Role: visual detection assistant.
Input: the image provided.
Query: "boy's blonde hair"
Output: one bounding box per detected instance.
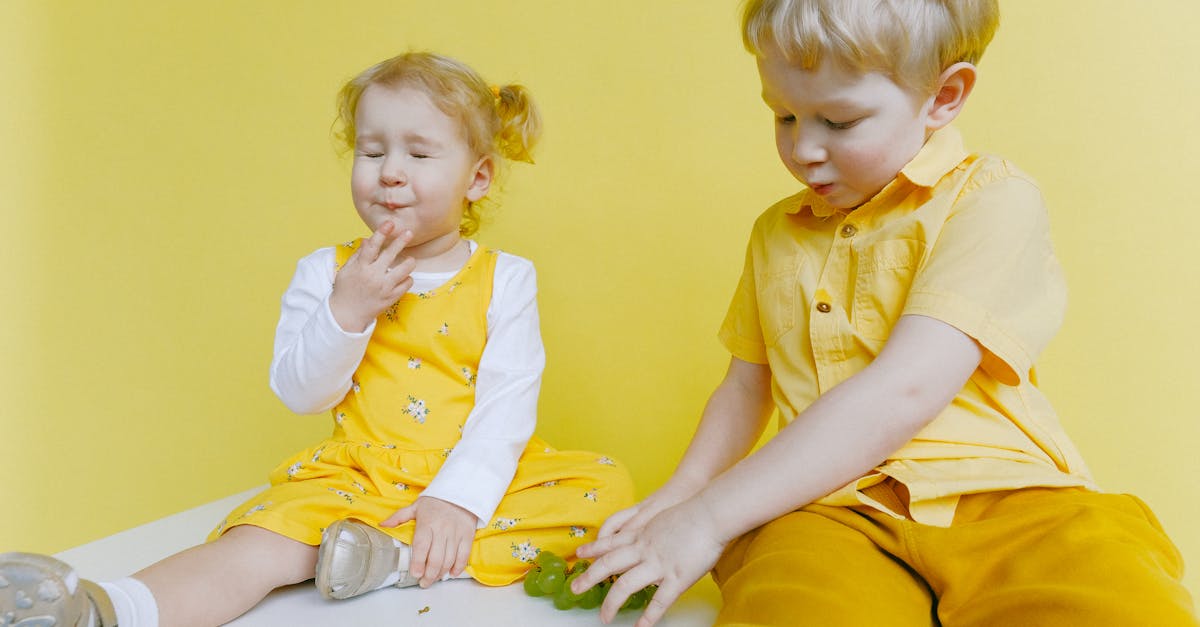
[742,0,999,95]
[335,52,542,236]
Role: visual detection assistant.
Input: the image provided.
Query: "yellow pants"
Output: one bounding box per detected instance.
[712,487,1196,626]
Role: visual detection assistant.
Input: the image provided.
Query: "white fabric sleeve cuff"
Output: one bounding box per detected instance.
[421,436,530,527]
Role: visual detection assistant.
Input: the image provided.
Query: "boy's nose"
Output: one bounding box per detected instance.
[792,134,827,166]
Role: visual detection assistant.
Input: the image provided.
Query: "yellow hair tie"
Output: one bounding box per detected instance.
[490,85,502,99]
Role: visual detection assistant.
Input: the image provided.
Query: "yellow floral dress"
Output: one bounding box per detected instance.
[211,241,634,585]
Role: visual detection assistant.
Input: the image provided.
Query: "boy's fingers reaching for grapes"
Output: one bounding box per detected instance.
[634,581,683,627]
[524,549,664,617]
[576,528,632,560]
[596,506,638,539]
[574,541,596,559]
[568,562,601,594]
[598,564,657,624]
[571,543,639,594]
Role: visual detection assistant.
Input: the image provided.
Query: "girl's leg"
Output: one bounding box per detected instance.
[134,525,317,627]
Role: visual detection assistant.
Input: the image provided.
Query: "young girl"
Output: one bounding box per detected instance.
[1,51,633,627]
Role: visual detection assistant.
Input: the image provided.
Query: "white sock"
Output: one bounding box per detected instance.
[99,578,159,627]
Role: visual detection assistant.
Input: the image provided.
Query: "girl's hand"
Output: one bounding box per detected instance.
[329,221,417,333]
[572,496,727,627]
[381,496,477,588]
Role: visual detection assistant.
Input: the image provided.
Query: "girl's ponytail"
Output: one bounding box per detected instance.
[494,84,541,164]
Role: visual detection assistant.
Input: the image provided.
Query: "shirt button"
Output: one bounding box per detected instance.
[816,302,832,313]
[840,224,858,238]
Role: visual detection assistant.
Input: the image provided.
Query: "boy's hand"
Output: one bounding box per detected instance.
[594,479,702,541]
[572,496,727,627]
[329,220,417,333]
[381,496,476,587]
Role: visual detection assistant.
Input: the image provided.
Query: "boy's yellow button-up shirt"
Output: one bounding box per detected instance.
[719,126,1096,527]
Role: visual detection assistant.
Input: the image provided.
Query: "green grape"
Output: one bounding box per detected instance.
[621,587,649,611]
[535,550,568,574]
[556,571,585,605]
[536,567,565,594]
[643,584,659,607]
[523,566,547,596]
[578,583,604,609]
[522,551,662,617]
[553,574,584,611]
[620,584,658,611]
[552,590,577,610]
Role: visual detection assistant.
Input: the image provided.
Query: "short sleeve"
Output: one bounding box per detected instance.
[902,170,1066,385]
[719,243,770,364]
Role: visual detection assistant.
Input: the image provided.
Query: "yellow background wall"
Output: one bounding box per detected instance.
[3,1,1197,597]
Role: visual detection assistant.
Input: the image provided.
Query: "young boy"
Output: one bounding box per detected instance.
[571,1,1198,625]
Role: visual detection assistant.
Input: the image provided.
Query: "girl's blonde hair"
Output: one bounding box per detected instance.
[334,52,542,236]
[742,0,999,95]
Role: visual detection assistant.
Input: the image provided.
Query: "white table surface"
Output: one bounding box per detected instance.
[56,487,721,626]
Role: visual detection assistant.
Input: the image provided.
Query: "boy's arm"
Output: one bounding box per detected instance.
[575,313,982,627]
[596,356,774,538]
[700,313,980,535]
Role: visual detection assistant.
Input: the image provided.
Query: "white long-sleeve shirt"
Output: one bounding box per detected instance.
[268,241,544,526]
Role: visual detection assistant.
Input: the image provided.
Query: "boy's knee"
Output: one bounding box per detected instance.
[1031,492,1185,577]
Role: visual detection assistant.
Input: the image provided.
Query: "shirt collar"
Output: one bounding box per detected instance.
[899,125,969,188]
[787,126,969,218]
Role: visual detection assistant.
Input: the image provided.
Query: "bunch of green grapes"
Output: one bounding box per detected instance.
[522,550,656,611]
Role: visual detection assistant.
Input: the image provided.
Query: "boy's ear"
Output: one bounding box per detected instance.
[465,156,494,203]
[925,62,977,130]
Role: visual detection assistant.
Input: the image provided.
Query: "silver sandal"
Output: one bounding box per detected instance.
[0,552,117,626]
[314,520,418,600]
